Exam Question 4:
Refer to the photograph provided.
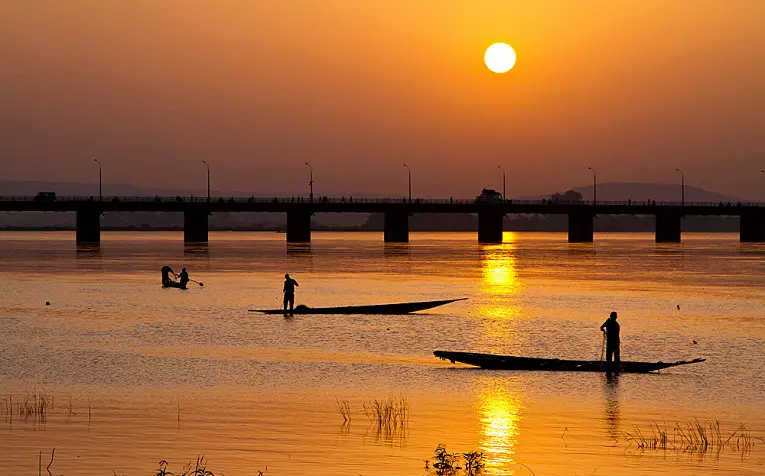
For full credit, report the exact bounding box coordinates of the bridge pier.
[184,210,209,243]
[740,212,765,242]
[286,211,312,243]
[478,211,504,243]
[655,213,682,243]
[568,213,594,243]
[384,212,409,243]
[76,209,101,244]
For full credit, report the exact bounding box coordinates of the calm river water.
[0,231,763,475]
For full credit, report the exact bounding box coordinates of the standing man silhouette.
[600,311,621,372]
[283,273,299,316]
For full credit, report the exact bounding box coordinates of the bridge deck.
[1,196,762,216]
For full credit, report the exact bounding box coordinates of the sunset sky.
[1,1,764,198]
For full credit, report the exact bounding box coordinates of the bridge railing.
[0,196,763,207]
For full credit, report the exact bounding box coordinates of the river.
[0,231,763,475]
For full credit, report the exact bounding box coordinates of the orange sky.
[1,1,764,198]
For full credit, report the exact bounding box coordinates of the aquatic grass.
[3,391,92,425]
[153,457,267,476]
[3,390,51,423]
[622,418,758,457]
[335,397,352,422]
[462,450,486,474]
[363,395,409,429]
[362,394,409,442]
[424,444,486,476]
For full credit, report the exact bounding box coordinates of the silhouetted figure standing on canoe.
[283,273,299,316]
[600,311,620,372]
[178,268,190,289]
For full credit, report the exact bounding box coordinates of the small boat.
[162,281,187,289]
[161,265,187,289]
[249,298,467,315]
[433,350,705,374]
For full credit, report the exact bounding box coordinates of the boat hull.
[433,351,705,373]
[250,298,466,315]
[162,281,187,289]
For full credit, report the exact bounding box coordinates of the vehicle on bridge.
[475,188,502,203]
[33,192,56,202]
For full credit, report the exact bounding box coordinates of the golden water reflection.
[603,372,621,442]
[478,240,524,347]
[476,377,524,475]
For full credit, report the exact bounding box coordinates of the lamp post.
[403,163,411,203]
[93,158,102,201]
[497,165,506,201]
[201,160,210,202]
[588,166,597,205]
[675,168,684,206]
[305,162,314,202]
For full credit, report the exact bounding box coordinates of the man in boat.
[178,268,190,289]
[283,273,299,316]
[600,311,620,372]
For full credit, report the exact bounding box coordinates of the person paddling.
[283,273,299,316]
[178,267,190,289]
[600,311,621,372]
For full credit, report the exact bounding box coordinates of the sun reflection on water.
[476,378,524,475]
[478,239,525,348]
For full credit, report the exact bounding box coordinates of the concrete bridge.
[1,195,764,244]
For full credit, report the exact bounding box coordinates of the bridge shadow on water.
[286,243,311,255]
[383,243,411,259]
[567,243,596,260]
[75,244,103,271]
[76,244,101,255]
[183,243,209,260]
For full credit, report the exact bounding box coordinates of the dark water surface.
[0,231,763,475]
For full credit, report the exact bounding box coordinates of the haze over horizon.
[2,1,764,199]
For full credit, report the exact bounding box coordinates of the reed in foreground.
[424,444,486,476]
[2,390,50,423]
[154,456,267,476]
[363,395,408,429]
[335,397,352,422]
[622,419,760,456]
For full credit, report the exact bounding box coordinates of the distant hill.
[533,182,741,203]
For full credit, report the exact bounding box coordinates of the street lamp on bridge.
[201,160,210,202]
[92,158,102,202]
[402,164,412,203]
[587,166,597,205]
[675,168,685,207]
[305,162,314,202]
[497,165,506,201]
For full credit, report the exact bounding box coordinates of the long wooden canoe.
[433,350,705,373]
[249,298,467,315]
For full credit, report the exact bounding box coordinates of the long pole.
[202,160,210,202]
[403,164,411,202]
[305,162,314,202]
[675,168,684,206]
[93,158,102,201]
[588,166,596,205]
[497,165,506,201]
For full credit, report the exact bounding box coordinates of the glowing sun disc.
[484,43,516,74]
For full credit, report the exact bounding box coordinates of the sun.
[484,43,516,74]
